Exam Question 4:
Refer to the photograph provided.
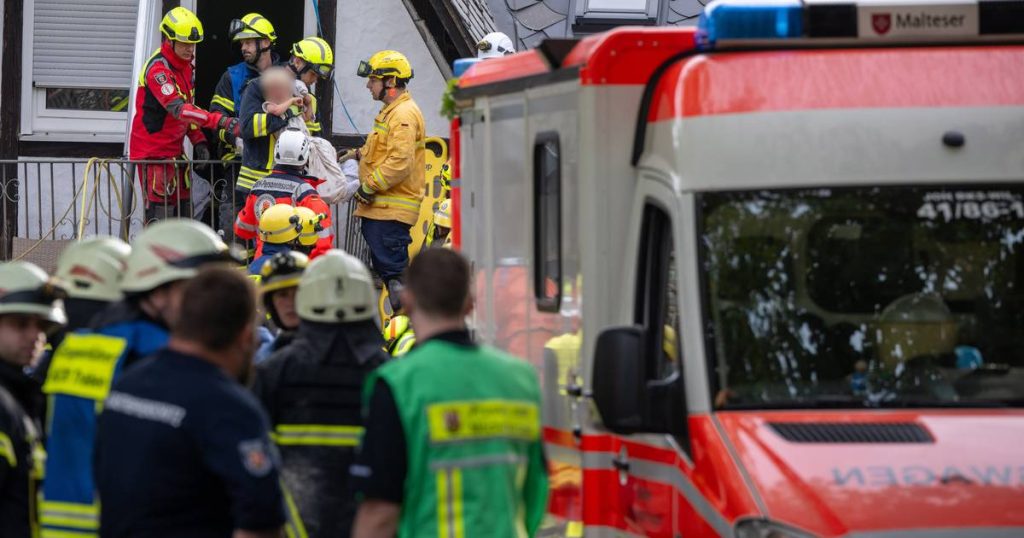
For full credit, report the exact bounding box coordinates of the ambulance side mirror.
[590,325,665,435]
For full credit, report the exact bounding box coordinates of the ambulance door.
[587,173,691,537]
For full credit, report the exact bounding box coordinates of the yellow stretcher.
[377,137,448,326]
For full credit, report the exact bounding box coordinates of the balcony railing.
[0,158,371,272]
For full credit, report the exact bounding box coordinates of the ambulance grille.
[767,422,933,444]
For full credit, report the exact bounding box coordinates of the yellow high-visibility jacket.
[355,92,426,225]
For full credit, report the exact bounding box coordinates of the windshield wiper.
[872,398,1021,409]
[722,394,871,410]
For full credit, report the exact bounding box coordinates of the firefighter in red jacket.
[235,128,333,259]
[129,7,240,223]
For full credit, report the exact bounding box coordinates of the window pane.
[44,88,130,112]
[700,185,1024,409]
[586,0,649,10]
[534,134,561,311]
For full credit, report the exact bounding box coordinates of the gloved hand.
[234,137,244,155]
[337,148,359,163]
[194,142,211,162]
[353,184,375,205]
[217,116,241,138]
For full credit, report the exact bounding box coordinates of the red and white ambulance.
[449,0,1024,535]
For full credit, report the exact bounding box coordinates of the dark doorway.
[193,1,305,110]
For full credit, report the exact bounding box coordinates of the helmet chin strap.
[245,41,273,67]
[377,77,396,101]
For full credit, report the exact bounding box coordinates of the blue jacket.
[41,302,168,537]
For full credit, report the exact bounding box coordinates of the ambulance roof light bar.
[696,0,1024,48]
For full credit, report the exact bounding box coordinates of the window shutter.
[32,0,139,89]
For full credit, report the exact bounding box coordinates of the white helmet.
[122,220,239,295]
[274,127,310,167]
[477,32,515,59]
[55,236,131,302]
[0,261,66,326]
[296,250,376,323]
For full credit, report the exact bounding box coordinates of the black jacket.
[0,362,44,538]
[252,320,388,538]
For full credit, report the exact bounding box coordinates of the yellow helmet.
[258,204,303,245]
[434,199,452,229]
[295,206,326,247]
[383,314,416,357]
[259,250,308,295]
[230,13,276,43]
[161,7,204,43]
[291,37,334,78]
[357,50,413,81]
[383,314,410,342]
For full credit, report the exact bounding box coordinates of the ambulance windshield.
[699,185,1024,409]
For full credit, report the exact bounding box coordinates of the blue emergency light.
[697,0,1024,48]
[698,0,803,44]
[453,58,482,77]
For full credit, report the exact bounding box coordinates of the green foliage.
[440,77,460,120]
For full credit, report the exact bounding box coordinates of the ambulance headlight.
[734,518,817,538]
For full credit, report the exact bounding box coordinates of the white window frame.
[19,0,322,144]
[19,0,135,143]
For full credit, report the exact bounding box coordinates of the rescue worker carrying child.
[238,37,333,192]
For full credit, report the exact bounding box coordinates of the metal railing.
[0,158,371,269]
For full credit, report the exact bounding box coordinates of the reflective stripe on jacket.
[252,321,389,538]
[366,339,549,538]
[355,93,426,225]
[41,304,168,538]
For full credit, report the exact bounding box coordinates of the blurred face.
[172,41,196,62]
[265,80,292,105]
[270,287,299,330]
[0,315,47,367]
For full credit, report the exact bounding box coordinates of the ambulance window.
[533,132,562,312]
[635,204,682,380]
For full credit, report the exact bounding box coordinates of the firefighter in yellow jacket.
[351,50,426,313]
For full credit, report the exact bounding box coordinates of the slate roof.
[483,0,709,52]
[666,0,709,25]
[449,0,500,44]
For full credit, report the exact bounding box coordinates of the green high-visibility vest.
[365,338,549,538]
